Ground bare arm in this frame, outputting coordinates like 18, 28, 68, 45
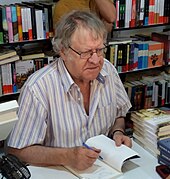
7, 145, 101, 170
95, 0, 116, 23
109, 117, 132, 147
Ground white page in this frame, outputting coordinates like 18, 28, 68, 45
65, 159, 122, 179
85, 135, 140, 172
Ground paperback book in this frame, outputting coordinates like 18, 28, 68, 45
64, 134, 140, 179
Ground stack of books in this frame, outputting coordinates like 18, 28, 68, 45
131, 108, 170, 157
0, 48, 20, 65
0, 100, 19, 141
157, 138, 170, 167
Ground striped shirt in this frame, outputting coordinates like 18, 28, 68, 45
7, 57, 131, 148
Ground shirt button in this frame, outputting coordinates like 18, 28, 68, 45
78, 98, 80, 101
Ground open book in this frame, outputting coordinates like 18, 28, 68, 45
64, 134, 140, 179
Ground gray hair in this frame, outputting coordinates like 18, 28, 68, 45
52, 10, 107, 54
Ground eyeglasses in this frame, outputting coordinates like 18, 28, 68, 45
69, 45, 107, 59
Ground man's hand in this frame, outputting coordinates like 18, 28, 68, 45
66, 146, 101, 170
113, 131, 132, 148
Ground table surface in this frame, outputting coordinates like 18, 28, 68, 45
26, 140, 161, 179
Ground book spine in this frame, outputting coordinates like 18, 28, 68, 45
143, 0, 149, 25
0, 7, 3, 44
35, 9, 44, 39
21, 7, 26, 41
16, 5, 23, 41
30, 6, 37, 40
2, 6, 9, 43
148, 0, 155, 25
6, 6, 13, 43
130, 0, 136, 27
158, 155, 170, 167
115, 0, 120, 28
26, 7, 33, 40
158, 142, 170, 155
119, 0, 125, 28
11, 5, 18, 42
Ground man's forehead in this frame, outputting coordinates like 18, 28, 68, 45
71, 27, 104, 46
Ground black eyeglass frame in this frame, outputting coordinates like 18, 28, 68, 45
69, 45, 107, 59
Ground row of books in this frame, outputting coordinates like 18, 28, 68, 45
131, 108, 170, 157
124, 72, 170, 110
107, 30, 170, 72
113, 0, 170, 29
0, 56, 55, 96
0, 1, 54, 44
107, 40, 164, 73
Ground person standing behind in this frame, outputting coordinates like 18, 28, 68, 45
53, 0, 116, 32
7, 10, 131, 171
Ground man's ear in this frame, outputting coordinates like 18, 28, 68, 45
60, 48, 66, 59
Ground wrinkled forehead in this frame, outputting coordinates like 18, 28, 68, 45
71, 24, 104, 44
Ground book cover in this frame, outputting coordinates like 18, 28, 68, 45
151, 31, 170, 65
147, 40, 164, 68
64, 134, 140, 179
0, 100, 19, 141
15, 60, 34, 89
158, 138, 170, 154
158, 155, 170, 168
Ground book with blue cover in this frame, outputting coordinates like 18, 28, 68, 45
158, 138, 170, 154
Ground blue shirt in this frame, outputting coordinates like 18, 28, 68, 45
8, 57, 131, 148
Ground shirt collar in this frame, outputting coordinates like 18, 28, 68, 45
58, 57, 109, 92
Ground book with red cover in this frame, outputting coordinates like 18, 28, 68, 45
148, 0, 155, 25
147, 40, 164, 68
151, 32, 170, 65
130, 0, 136, 27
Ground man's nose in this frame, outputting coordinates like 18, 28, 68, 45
88, 52, 100, 64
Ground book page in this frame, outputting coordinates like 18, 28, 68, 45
65, 159, 122, 179
85, 134, 140, 172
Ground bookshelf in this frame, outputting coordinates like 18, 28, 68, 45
0, 0, 56, 102
108, 0, 170, 111
107, 0, 170, 141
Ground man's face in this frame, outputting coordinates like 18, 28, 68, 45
62, 27, 105, 83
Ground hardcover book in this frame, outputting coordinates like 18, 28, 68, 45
64, 134, 140, 179
158, 138, 170, 154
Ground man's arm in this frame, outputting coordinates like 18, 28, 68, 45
109, 117, 132, 147
95, 0, 116, 23
7, 145, 101, 170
